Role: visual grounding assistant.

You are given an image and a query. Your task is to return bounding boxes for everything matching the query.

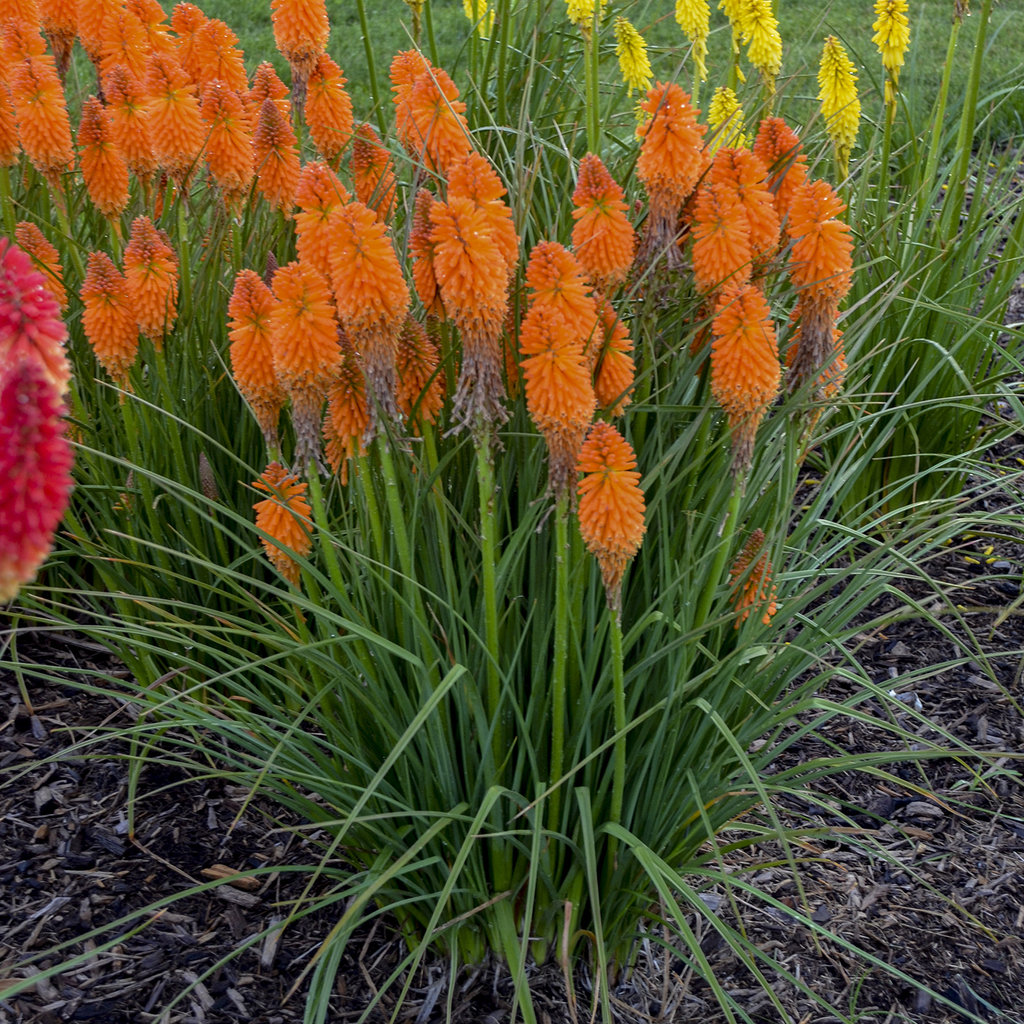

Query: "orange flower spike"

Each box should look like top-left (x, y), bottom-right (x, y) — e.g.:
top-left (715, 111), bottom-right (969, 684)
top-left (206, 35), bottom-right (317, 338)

top-left (576, 420), bottom-right (646, 617)
top-left (253, 96), bottom-right (301, 214)
top-left (786, 178), bottom-right (853, 300)
top-left (14, 221), bottom-right (66, 309)
top-left (200, 79), bottom-right (254, 206)
top-left (9, 57), bottom-right (74, 189)
top-left (753, 115), bottom-right (808, 224)
top-left (99, 7), bottom-right (150, 88)
top-left (429, 195), bottom-right (508, 427)
top-left (525, 241), bottom-right (598, 347)
top-left (124, 216), bottom-right (179, 348)
top-left (144, 51), bottom-right (205, 186)
top-left (520, 304), bottom-right (596, 499)
top-left (328, 201), bottom-right (410, 430)
top-left (170, 2), bottom-right (208, 83)
top-left (323, 333), bottom-right (369, 481)
top-left (269, 260), bottom-right (341, 467)
top-left (710, 147), bottom-right (780, 265)
top-left (252, 461), bottom-right (312, 588)
top-left (192, 18), bottom-right (248, 92)
top-left (39, 0), bottom-right (77, 79)
top-left (396, 316), bottom-right (444, 434)
top-left (390, 49), bottom-right (430, 152)
top-left (294, 159), bottom-right (350, 279)
top-left (406, 66), bottom-right (472, 175)
top-left (77, 96), bottom-right (130, 219)
top-left (691, 182), bottom-right (753, 296)
top-left (409, 187), bottom-right (443, 318)
top-left (104, 63), bottom-right (158, 185)
top-left (125, 0), bottom-right (177, 59)
top-left (227, 269), bottom-right (286, 447)
top-left (710, 282), bottom-right (780, 474)
top-left (351, 123), bottom-right (397, 222)
top-left (447, 150), bottom-right (519, 276)
top-left (80, 250), bottom-right (139, 384)
top-left (0, 88), bottom-right (21, 168)
top-left (1, 20), bottom-right (48, 64)
top-left (305, 53), bottom-right (354, 166)
top-left (249, 62), bottom-right (291, 123)
top-left (270, 0), bottom-right (329, 110)
top-left (729, 528), bottom-right (777, 626)
top-left (75, 0), bottom-right (121, 66)
top-left (592, 295), bottom-right (634, 415)
top-left (571, 153), bottom-right (636, 293)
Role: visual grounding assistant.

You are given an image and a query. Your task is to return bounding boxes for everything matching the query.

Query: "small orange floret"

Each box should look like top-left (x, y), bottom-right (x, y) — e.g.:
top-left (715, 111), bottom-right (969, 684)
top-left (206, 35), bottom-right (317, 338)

top-left (80, 250), bottom-right (139, 383)
top-left (576, 420), bottom-right (646, 616)
top-left (78, 95), bottom-right (130, 218)
top-left (252, 461), bottom-right (312, 587)
top-left (323, 336), bottom-right (369, 482)
top-left (253, 96), bottom-right (301, 214)
top-left (350, 123), bottom-right (397, 221)
top-left (228, 269), bottom-right (286, 446)
top-left (124, 216), bottom-right (179, 347)
top-left (409, 187), bottom-right (443, 318)
top-left (249, 62), bottom-right (291, 121)
top-left (592, 295), bottom-right (634, 414)
top-left (729, 528), bottom-right (777, 626)
top-left (571, 153), bottom-right (635, 292)
top-left (396, 316), bottom-right (444, 433)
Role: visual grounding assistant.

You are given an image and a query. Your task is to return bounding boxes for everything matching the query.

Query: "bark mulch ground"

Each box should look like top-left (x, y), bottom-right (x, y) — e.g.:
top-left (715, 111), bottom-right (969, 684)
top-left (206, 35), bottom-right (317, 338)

top-left (2, 452), bottom-right (1023, 1023)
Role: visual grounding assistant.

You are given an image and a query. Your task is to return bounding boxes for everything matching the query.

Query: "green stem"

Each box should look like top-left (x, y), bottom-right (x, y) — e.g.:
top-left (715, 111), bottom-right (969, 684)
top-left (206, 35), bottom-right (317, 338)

top-left (546, 494), bottom-right (570, 836)
top-left (693, 477), bottom-right (743, 627)
top-left (584, 20), bottom-right (601, 155)
top-left (175, 200), bottom-right (193, 331)
top-left (607, 611), bottom-right (625, 868)
top-left (474, 423), bottom-right (503, 777)
top-left (305, 466), bottom-right (345, 595)
top-left (939, 0), bottom-right (992, 242)
top-left (917, 17), bottom-right (960, 224)
top-left (355, 0), bottom-right (382, 118)
top-left (423, 0), bottom-right (440, 67)
top-left (355, 453), bottom-right (386, 560)
top-left (877, 101), bottom-right (894, 241)
top-left (0, 167), bottom-right (17, 239)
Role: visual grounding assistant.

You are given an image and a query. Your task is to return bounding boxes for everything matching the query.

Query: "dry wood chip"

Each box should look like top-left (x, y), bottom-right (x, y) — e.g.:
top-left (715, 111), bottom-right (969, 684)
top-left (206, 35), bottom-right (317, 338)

top-left (199, 863), bottom-right (261, 891)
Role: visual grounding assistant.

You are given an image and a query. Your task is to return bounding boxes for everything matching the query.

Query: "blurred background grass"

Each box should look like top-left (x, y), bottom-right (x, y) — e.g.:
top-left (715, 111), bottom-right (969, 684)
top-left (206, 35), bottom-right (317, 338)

top-left (194, 0), bottom-right (1024, 142)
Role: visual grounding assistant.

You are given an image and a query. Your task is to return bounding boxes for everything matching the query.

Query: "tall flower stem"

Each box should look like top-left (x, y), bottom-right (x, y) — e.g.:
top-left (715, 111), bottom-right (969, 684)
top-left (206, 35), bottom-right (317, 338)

top-left (474, 423), bottom-right (504, 777)
top-left (0, 168), bottom-right (16, 239)
top-left (693, 476), bottom-right (743, 627)
top-left (305, 465), bottom-right (345, 595)
top-left (607, 609), bottom-right (626, 869)
top-left (917, 15), bottom-right (960, 224)
top-left (584, 17), bottom-right (601, 155)
top-left (546, 494), bottom-right (570, 836)
top-left (356, 453), bottom-right (386, 559)
top-left (354, 0), bottom-right (382, 116)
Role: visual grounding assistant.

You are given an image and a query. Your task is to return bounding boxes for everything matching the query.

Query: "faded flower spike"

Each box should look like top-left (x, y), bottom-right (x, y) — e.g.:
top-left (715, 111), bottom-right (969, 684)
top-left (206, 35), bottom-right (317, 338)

top-left (252, 462), bottom-right (312, 588)
top-left (729, 528), bottom-right (777, 626)
top-left (872, 0), bottom-right (910, 107)
top-left (577, 420), bottom-right (646, 619)
top-left (818, 36), bottom-right (860, 180)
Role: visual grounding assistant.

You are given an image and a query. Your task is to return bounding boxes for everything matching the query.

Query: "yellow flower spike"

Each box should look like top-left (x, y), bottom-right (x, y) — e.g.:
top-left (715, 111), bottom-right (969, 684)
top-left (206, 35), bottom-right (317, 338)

top-left (566, 0), bottom-right (604, 31)
top-left (739, 0), bottom-right (782, 94)
top-left (462, 0), bottom-right (494, 37)
top-left (871, 0), bottom-right (910, 107)
top-left (707, 87), bottom-right (747, 152)
top-left (818, 35), bottom-right (860, 180)
top-left (675, 0), bottom-right (710, 83)
top-left (614, 17), bottom-right (652, 97)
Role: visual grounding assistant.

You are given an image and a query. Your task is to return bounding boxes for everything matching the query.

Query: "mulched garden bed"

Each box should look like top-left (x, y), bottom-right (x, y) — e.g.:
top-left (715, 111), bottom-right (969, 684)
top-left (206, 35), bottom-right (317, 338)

top-left (3, 441), bottom-right (1024, 1024)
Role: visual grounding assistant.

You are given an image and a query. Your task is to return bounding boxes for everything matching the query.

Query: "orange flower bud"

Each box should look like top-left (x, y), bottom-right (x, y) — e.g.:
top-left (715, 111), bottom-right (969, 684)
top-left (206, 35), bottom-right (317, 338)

top-left (200, 79), bottom-right (254, 206)
top-left (571, 153), bottom-right (635, 293)
top-left (253, 96), bottom-right (300, 214)
top-left (144, 51), bottom-right (205, 186)
top-left (691, 181), bottom-right (753, 296)
top-left (81, 250), bottom-right (139, 384)
top-left (592, 295), bottom-right (634, 414)
top-left (9, 56), bottom-right (74, 188)
top-left (104, 63), bottom-right (158, 185)
top-left (78, 95), bottom-right (130, 219)
top-left (396, 316), bottom-right (444, 434)
top-left (124, 216), bottom-right (179, 348)
top-left (729, 528), bottom-right (777, 626)
top-left (351, 123), bottom-right (397, 222)
top-left (305, 53), bottom-right (354, 165)
top-left (576, 421), bottom-right (645, 617)
top-left (753, 116), bottom-right (808, 226)
top-left (323, 332), bottom-right (369, 482)
top-left (252, 461), bottom-right (312, 587)
top-left (15, 221), bottom-right (66, 310)
top-left (294, 160), bottom-right (350, 280)
top-left (192, 18), bottom-right (248, 92)
top-left (403, 64), bottom-right (471, 176)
